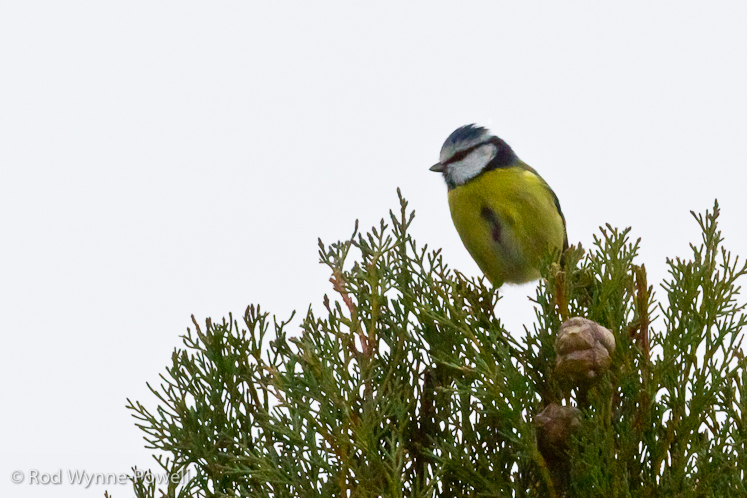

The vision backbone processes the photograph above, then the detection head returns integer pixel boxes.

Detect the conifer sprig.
[123,195,746,497]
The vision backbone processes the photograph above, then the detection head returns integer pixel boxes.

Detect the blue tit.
[430,124,567,287]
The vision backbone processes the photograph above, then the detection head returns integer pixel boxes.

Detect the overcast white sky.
[2,2,747,496]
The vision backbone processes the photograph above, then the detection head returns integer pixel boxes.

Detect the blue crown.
[442,124,490,149]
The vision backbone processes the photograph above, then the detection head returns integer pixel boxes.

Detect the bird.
[430,124,567,287]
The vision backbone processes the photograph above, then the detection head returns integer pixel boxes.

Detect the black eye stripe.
[443,136,511,166]
[442,136,517,189]
[443,141,488,165]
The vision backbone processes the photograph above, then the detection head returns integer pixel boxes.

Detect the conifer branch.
[119,196,747,498]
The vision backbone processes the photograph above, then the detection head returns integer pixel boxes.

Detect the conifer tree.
[121,192,747,497]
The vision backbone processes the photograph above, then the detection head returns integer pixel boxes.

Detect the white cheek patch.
[440,129,490,164]
[447,145,497,186]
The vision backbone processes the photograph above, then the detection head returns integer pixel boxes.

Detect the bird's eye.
[444,143,484,165]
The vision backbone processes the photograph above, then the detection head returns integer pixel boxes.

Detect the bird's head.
[430,124,517,188]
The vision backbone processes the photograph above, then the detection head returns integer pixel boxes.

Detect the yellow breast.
[447,166,565,286]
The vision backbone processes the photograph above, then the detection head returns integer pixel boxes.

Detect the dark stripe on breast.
[480,206,502,244]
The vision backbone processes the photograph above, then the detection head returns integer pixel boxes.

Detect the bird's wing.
[516,161,568,251]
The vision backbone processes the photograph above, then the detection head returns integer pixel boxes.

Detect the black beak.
[429,163,445,173]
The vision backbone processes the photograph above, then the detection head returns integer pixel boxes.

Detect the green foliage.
[122,193,747,497]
